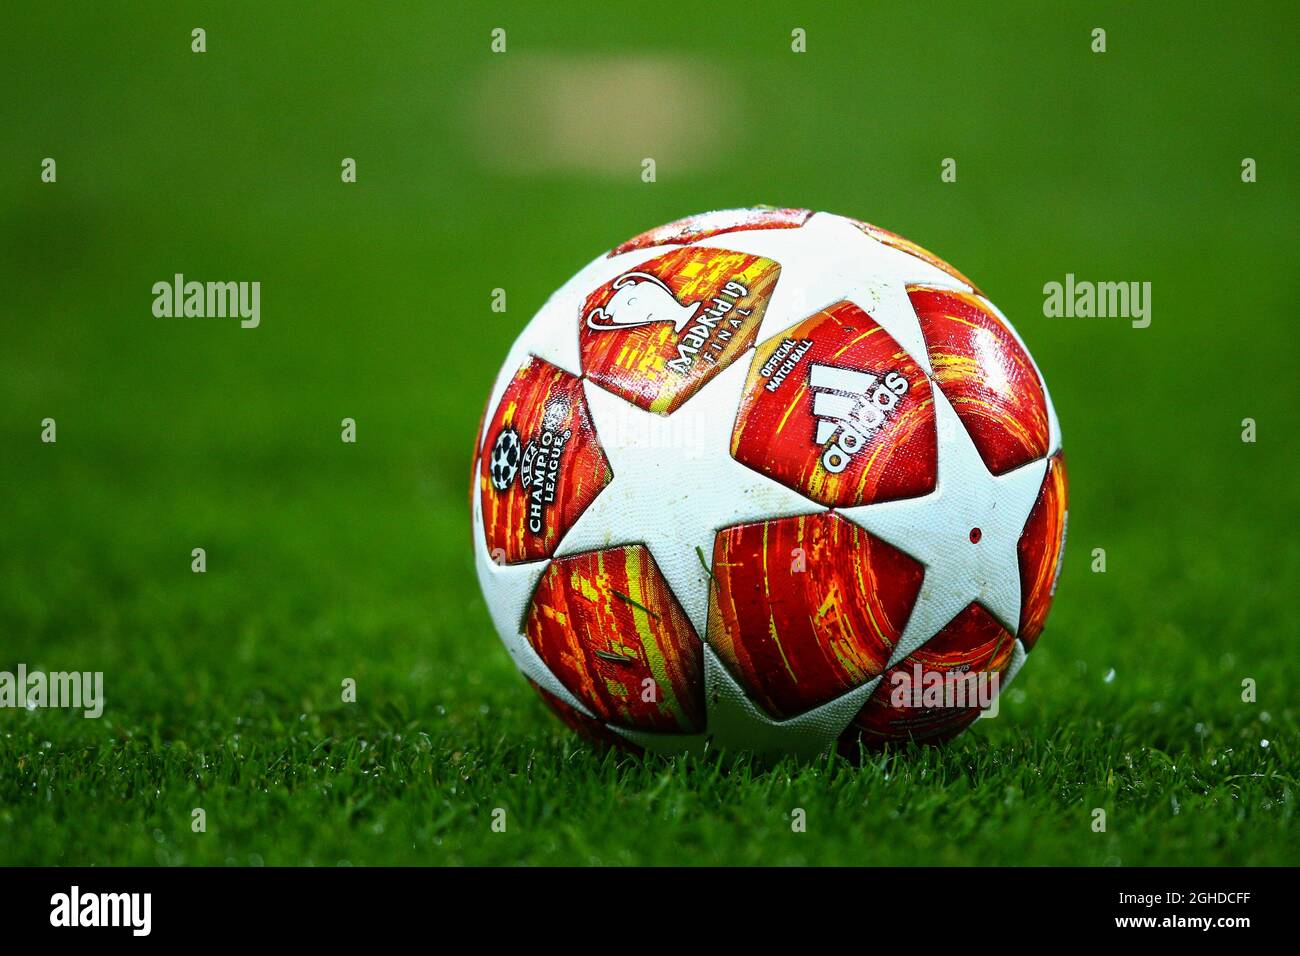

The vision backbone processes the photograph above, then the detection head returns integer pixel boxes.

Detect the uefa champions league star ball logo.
[489,426,521,491]
[487,403,575,540]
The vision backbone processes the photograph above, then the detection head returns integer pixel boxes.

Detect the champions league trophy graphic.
[586,271,700,332]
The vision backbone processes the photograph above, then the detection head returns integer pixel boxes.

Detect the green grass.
[1,1,1297,865]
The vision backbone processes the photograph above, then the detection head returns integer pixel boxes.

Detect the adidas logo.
[809,362,910,473]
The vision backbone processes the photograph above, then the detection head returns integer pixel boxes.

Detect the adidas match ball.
[472,208,1067,758]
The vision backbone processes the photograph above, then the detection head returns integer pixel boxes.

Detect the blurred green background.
[0,1,1296,865]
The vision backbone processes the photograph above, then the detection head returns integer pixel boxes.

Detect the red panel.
[579,247,780,414]
[852,220,981,293]
[470,389,490,546]
[525,545,705,733]
[910,287,1050,475]
[528,680,637,751]
[732,301,937,506]
[709,513,925,719]
[608,207,812,257]
[1017,452,1068,648]
[843,603,1016,749]
[478,357,610,564]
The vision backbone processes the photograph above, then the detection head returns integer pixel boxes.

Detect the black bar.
[0,866,1278,940]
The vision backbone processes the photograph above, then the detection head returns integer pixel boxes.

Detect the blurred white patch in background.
[470,55,743,176]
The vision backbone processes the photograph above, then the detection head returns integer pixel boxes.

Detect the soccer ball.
[472,208,1067,758]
